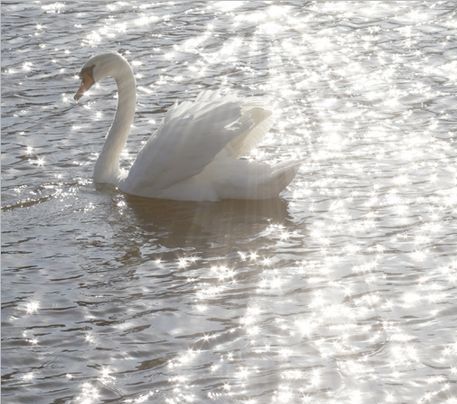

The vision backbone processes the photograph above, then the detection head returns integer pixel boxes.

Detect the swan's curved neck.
[94,59,136,185]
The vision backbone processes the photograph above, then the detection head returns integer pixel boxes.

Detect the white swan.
[74,52,301,201]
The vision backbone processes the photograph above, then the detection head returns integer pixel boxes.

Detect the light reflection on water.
[2,1,457,403]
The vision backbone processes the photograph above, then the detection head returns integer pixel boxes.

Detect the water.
[2,1,457,402]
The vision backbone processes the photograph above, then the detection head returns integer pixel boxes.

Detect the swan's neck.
[94,61,136,185]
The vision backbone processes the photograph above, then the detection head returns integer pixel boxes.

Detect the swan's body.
[75,52,301,201]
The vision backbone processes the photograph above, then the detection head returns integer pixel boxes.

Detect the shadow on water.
[122,194,292,251]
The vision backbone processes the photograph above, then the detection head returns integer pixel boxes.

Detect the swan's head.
[74,52,130,101]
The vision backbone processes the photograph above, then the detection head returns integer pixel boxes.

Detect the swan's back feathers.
[121,91,273,196]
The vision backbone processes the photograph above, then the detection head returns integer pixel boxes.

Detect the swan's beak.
[74,82,88,101]
[74,66,95,102]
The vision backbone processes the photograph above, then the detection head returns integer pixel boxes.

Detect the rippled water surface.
[2,1,457,403]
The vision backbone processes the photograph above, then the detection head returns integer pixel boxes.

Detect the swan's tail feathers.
[226,105,273,158]
[213,159,302,200]
[256,160,302,199]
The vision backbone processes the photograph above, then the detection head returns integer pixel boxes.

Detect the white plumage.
[75,52,301,201]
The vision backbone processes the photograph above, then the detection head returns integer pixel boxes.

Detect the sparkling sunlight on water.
[2,1,457,403]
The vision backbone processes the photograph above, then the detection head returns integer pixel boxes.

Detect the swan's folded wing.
[225,104,273,158]
[122,92,268,194]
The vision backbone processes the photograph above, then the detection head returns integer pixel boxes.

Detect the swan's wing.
[122,91,272,194]
[225,102,273,158]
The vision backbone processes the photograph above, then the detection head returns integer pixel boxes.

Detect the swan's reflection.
[122,195,291,252]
